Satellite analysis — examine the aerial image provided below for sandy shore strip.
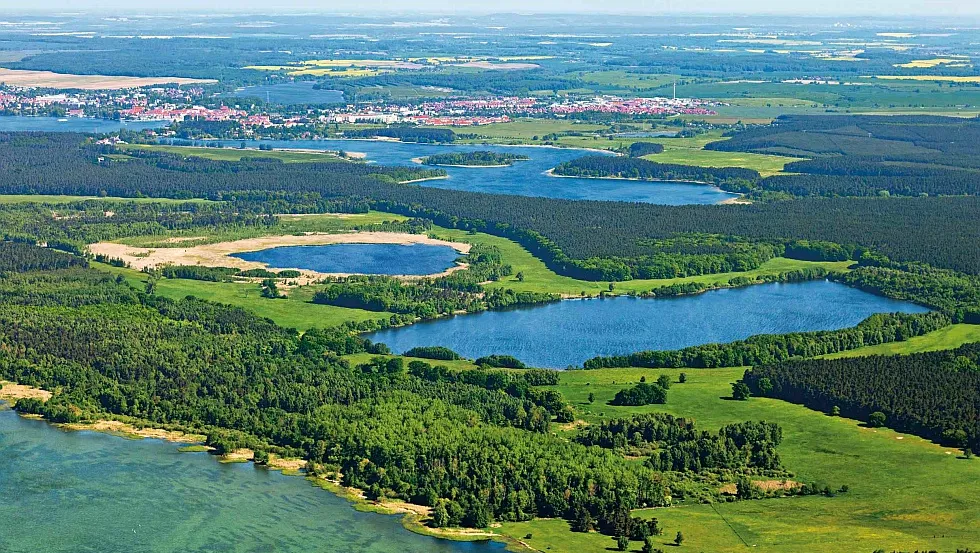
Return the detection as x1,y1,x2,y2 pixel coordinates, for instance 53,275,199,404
0,68,214,90
89,232,471,281
0,381,53,402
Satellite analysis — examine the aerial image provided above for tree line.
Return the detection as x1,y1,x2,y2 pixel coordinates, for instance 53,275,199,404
743,342,980,453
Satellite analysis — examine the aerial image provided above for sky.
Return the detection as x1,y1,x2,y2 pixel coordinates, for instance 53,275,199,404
0,0,978,16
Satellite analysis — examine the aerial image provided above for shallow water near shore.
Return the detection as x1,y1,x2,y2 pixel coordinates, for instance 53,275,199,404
0,409,504,553
231,243,461,275
365,280,930,368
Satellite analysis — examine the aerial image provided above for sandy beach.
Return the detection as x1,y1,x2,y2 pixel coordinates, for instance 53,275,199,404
89,232,471,282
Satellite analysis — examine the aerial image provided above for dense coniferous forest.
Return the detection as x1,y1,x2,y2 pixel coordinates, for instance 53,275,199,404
0,134,978,276
709,115,980,198
552,155,760,187
743,343,980,452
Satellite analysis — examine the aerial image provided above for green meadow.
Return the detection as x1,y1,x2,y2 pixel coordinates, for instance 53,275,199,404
499,364,980,553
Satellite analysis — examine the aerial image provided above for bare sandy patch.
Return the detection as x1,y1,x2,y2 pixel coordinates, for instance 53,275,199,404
720,479,799,495
220,448,254,463
61,419,206,443
0,381,52,402
0,68,214,90
90,232,471,282
163,235,207,244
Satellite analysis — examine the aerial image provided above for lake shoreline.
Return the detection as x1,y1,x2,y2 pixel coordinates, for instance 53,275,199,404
544,168,744,202
0,398,519,550
89,232,471,284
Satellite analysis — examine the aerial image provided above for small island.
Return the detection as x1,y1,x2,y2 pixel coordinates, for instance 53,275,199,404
418,151,530,167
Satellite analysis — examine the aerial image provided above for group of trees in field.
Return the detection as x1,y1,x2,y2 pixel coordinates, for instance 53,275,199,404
1,244,671,532
743,342,980,453
610,381,668,406
577,414,784,473
627,142,665,157
552,155,760,187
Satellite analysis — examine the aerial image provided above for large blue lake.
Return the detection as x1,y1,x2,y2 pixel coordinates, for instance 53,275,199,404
207,138,738,204
221,82,345,105
0,116,168,133
365,280,930,368
0,408,502,553
232,243,461,275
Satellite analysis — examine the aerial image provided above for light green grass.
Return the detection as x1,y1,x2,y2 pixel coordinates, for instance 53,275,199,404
92,262,389,331
556,131,797,176
431,227,851,296
497,366,980,553
119,144,348,163
0,194,214,205
823,323,980,359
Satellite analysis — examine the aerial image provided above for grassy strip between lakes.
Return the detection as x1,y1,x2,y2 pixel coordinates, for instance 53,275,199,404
496,366,980,553
429,227,853,296
91,220,852,332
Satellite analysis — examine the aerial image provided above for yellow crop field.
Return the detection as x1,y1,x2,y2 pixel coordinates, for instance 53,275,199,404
895,57,971,68
875,75,980,83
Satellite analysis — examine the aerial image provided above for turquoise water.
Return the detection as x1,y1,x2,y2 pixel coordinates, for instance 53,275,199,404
0,408,503,553
0,116,168,133
365,280,931,368
231,243,461,275
205,138,738,205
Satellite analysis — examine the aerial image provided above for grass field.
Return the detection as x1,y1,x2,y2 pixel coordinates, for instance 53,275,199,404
0,194,214,204
822,323,980,358
93,262,390,331
556,131,797,176
497,365,980,553
119,144,349,164
430,227,851,295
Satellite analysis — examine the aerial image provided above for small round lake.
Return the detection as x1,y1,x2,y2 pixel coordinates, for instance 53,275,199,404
231,243,461,275
0,408,503,553
364,280,930,368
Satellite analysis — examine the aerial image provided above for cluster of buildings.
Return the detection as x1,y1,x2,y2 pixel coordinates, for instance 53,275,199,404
549,96,717,116
320,95,715,127
0,86,206,118
0,82,717,130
